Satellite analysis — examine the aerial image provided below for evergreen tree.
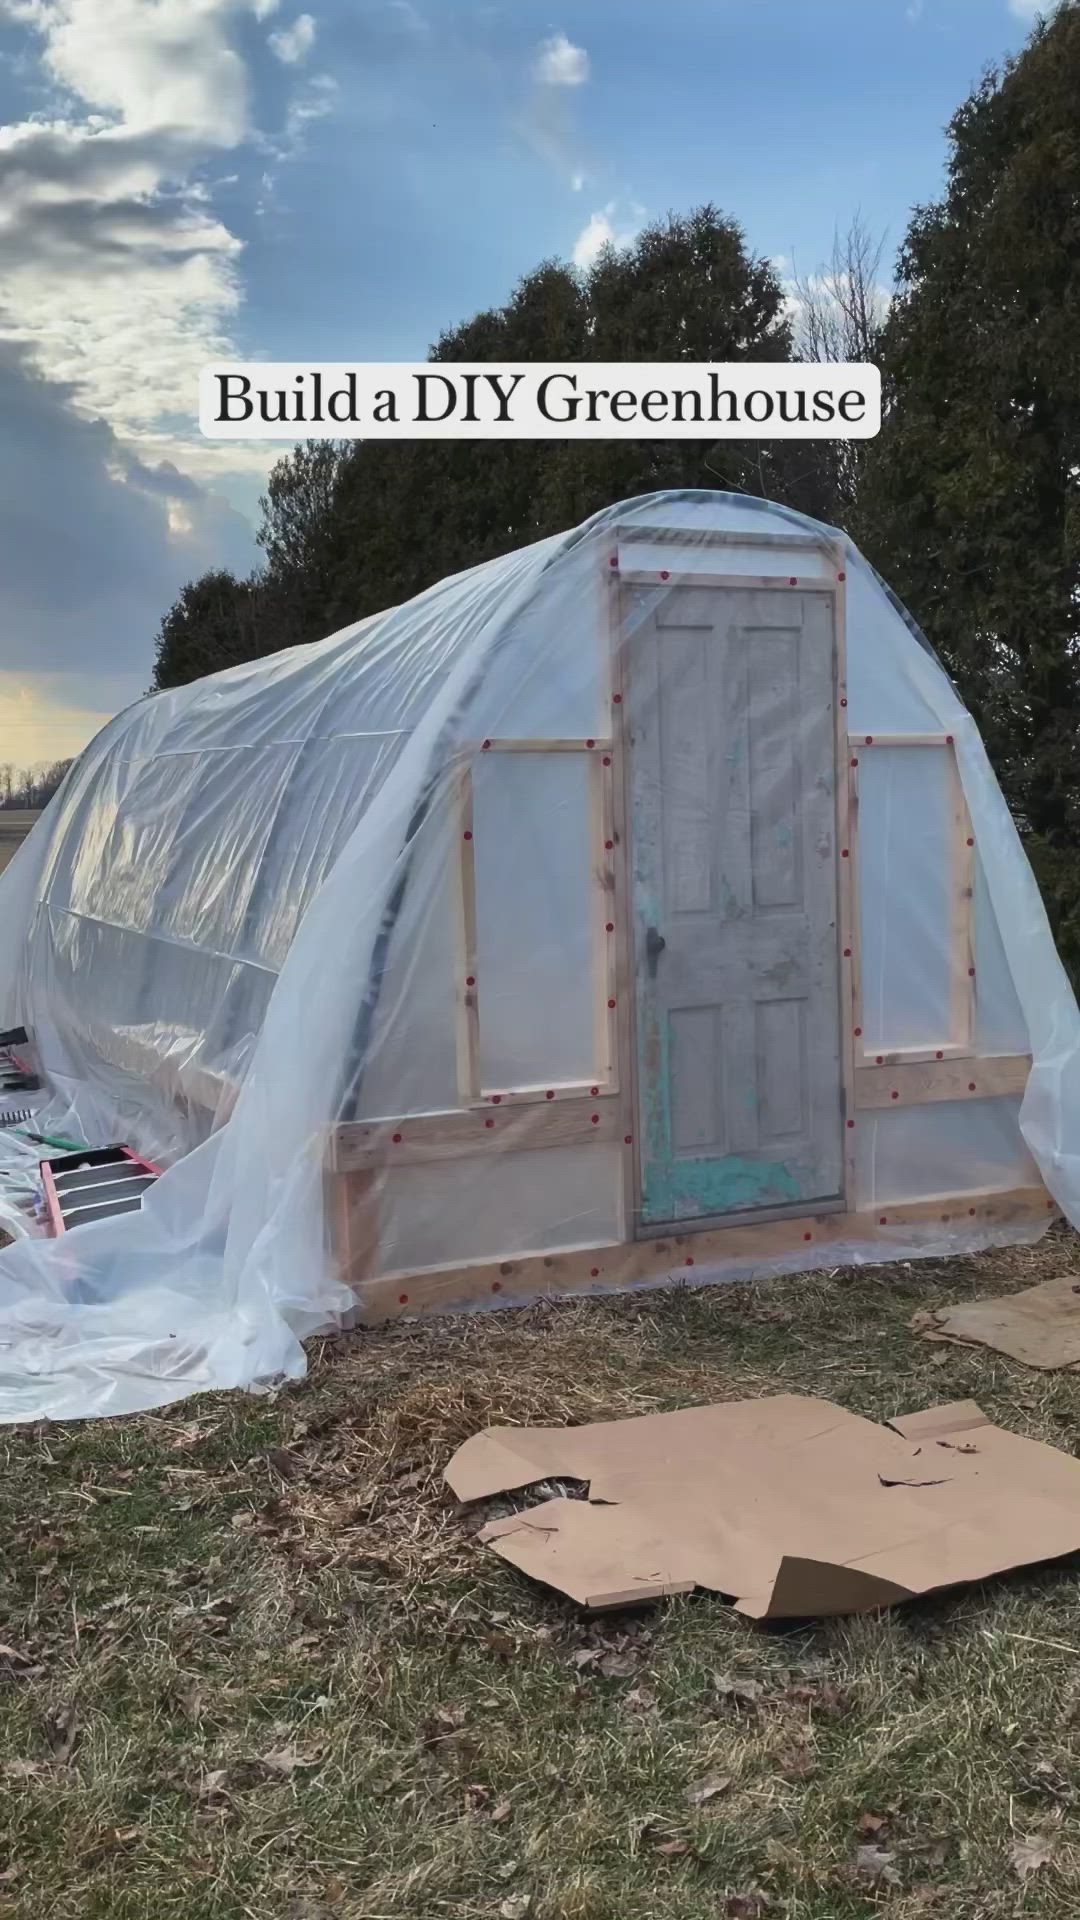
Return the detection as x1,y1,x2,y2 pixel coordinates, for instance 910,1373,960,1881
860,3,1080,967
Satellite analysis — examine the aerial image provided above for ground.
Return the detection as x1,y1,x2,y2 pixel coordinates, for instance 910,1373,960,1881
4,1233,1080,1919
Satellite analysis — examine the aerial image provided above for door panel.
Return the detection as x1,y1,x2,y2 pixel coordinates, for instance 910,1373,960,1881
628,584,842,1229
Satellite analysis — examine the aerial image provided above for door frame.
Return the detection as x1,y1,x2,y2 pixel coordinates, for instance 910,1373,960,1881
604,528,852,1241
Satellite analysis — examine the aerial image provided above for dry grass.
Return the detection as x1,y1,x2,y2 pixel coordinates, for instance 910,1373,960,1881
5,1231,1080,1918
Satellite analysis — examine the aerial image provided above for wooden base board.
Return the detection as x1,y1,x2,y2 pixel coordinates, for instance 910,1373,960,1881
351,1185,1058,1325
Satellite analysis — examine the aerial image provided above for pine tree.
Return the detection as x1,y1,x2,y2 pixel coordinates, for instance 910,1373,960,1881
860,3,1080,967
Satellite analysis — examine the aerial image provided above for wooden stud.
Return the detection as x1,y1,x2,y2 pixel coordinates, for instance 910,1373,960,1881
608,573,639,1239
331,1093,620,1172
351,1185,1058,1322
472,737,612,753
948,754,976,1049
863,1043,971,1067
854,1052,1030,1110
472,1079,616,1109
590,747,619,1084
847,731,955,749
831,546,858,1201
617,526,827,552
328,1164,384,1292
451,764,481,1102
618,570,834,592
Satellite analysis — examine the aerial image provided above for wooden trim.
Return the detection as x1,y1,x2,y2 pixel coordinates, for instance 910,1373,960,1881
451,765,481,1101
328,1165,382,1291
617,526,828,552
864,1044,971,1066
352,1185,1058,1321
590,749,619,1084
855,1052,1030,1110
331,1093,621,1173
830,542,856,1205
619,570,836,592
473,1079,615,1108
609,575,638,1238
470,738,612,753
847,732,954,749
948,754,976,1048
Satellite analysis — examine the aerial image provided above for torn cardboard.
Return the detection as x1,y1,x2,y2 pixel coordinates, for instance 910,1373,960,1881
445,1394,1080,1619
914,1275,1080,1370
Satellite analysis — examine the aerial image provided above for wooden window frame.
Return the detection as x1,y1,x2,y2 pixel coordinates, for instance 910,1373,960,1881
450,737,620,1114
845,731,977,1069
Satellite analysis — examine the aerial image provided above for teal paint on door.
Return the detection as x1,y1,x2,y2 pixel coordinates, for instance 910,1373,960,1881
628,583,843,1230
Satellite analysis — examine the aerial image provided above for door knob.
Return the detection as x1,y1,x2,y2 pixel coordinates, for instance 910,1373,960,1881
645,925,666,977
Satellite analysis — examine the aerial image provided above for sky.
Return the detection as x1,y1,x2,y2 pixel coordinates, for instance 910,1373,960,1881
0,0,1054,769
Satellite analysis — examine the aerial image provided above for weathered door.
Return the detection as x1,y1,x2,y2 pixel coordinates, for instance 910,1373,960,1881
627,583,842,1229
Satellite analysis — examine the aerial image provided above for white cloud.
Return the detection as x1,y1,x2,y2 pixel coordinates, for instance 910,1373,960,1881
570,168,585,192
534,30,588,87
42,0,256,144
0,0,330,474
269,10,316,63
572,202,641,269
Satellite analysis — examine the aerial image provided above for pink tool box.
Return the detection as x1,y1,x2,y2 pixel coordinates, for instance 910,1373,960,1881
40,1146,162,1234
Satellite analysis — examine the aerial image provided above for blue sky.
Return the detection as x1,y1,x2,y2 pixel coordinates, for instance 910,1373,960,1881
0,0,1050,763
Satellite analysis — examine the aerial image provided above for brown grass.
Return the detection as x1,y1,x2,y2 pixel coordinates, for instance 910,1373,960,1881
4,1230,1080,1918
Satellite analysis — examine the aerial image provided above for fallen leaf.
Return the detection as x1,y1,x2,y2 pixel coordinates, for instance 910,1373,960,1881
858,1811,888,1837
726,1896,769,1918
687,1775,732,1807
1011,1832,1056,1881
712,1672,763,1709
784,1680,849,1718
258,1745,322,1778
499,1895,531,1919
2,1760,44,1781
624,1684,658,1713
197,1768,229,1802
490,1799,513,1823
653,1838,690,1856
44,1703,78,1765
856,1845,901,1887
1029,1759,1070,1801
598,1650,638,1678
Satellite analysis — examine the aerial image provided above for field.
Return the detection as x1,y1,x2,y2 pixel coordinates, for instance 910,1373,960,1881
3,1230,1080,1919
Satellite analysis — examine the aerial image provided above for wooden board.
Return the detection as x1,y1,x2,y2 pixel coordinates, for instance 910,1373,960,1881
855,1053,1030,1110
331,1093,621,1172
352,1185,1058,1321
451,765,480,1101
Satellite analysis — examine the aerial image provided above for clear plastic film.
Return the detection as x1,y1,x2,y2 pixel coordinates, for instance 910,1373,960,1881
0,490,1076,1422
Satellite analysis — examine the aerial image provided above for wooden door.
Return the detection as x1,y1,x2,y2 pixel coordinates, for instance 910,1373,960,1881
627,583,843,1229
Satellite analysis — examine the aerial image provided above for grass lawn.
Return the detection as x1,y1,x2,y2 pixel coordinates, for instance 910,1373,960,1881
4,1231,1080,1919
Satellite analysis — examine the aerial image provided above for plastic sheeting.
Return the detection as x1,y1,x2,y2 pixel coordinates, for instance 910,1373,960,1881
1,488,1078,1423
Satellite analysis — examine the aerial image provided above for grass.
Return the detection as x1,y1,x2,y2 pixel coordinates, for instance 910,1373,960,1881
4,1231,1080,1918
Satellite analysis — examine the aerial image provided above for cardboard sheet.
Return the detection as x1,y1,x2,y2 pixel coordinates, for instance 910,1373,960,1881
445,1394,1080,1619
914,1275,1080,1370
